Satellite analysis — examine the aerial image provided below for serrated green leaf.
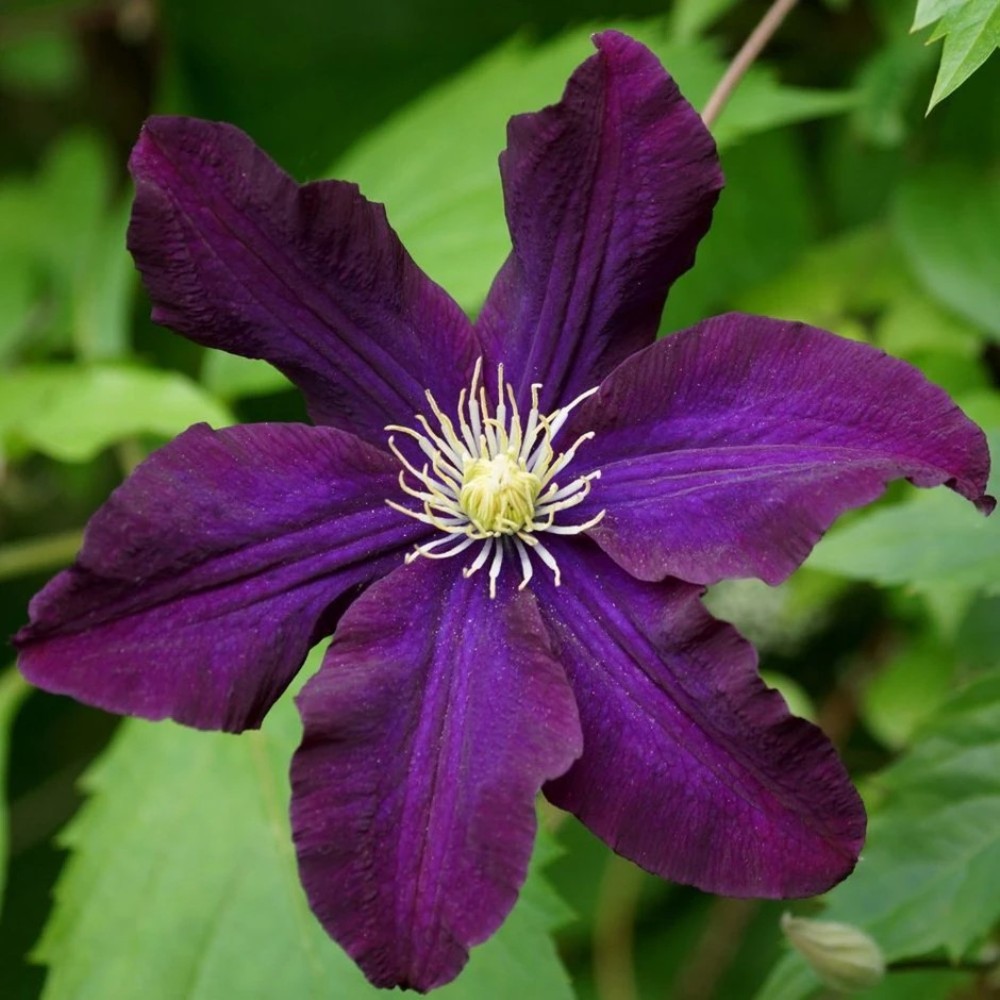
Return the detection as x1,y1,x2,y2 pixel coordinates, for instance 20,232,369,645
893,163,1000,340
916,0,1000,108
38,651,573,999
330,21,855,315
0,669,30,913
806,430,1000,595
757,671,1000,999
913,0,968,33
0,365,233,463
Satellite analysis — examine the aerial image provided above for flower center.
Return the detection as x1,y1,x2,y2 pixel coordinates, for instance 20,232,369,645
459,453,541,533
385,359,605,597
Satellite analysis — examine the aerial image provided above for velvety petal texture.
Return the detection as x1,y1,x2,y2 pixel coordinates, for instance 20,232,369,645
128,116,479,443
570,314,994,585
476,30,722,408
291,559,581,991
15,423,426,731
535,541,865,897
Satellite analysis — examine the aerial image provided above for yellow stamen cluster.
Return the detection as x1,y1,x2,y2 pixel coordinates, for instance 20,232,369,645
386,359,605,597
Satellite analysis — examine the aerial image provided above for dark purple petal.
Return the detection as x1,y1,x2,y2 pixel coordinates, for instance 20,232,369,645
291,559,581,991
15,423,424,731
128,116,479,443
476,30,722,408
569,313,994,585
536,540,865,897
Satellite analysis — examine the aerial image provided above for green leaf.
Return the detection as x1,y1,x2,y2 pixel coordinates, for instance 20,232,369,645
0,29,80,93
70,198,134,361
915,0,1000,108
913,0,969,32
735,226,911,338
851,29,937,147
38,650,573,999
0,365,233,463
861,632,956,749
806,430,1000,596
876,293,984,358
757,670,1000,999
38,130,113,283
0,130,120,361
0,669,30,913
0,251,38,362
668,0,740,43
893,163,1000,340
201,350,291,402
331,21,855,315
664,130,815,332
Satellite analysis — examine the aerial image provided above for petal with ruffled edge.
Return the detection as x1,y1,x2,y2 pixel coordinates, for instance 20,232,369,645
128,116,478,443
536,540,865,897
476,30,722,408
568,314,994,585
15,423,425,731
291,558,581,991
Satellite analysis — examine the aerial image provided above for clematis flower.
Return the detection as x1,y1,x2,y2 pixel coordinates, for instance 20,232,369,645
15,30,992,992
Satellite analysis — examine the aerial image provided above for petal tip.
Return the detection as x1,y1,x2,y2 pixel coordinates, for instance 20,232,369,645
975,492,996,516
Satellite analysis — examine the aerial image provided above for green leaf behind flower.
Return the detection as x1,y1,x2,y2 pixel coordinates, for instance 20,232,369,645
914,0,1000,108
0,130,132,363
0,669,30,913
756,668,1000,999
329,20,856,316
36,649,574,1000
0,365,233,463
806,426,1000,595
892,163,1000,341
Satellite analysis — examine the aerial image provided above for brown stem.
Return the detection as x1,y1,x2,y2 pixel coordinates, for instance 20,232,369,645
701,0,801,128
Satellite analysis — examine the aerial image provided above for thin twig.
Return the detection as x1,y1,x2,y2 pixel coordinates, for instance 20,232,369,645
701,0,801,128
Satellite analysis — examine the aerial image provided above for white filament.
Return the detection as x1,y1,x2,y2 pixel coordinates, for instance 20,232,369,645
386,359,605,597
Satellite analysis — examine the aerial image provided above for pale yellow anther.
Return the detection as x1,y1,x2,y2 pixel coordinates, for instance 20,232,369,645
459,452,542,534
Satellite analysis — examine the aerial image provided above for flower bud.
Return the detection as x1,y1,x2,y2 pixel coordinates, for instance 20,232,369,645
781,912,885,992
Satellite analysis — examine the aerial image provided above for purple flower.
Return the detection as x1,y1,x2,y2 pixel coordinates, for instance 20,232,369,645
15,31,992,992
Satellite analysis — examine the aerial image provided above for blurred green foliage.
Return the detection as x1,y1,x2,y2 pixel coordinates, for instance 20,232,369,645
1,1,998,998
